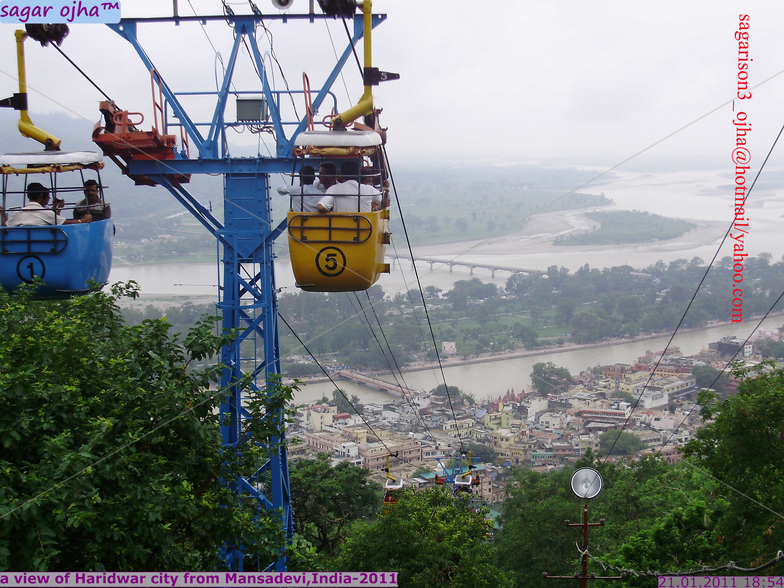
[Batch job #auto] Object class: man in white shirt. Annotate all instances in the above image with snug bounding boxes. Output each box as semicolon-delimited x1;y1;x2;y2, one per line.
318;160;381;213
277;165;324;212
7;183;90;227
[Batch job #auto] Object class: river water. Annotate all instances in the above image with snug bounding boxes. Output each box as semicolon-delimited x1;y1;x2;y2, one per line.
113;168;784;300
108;168;784;405
292;318;783;405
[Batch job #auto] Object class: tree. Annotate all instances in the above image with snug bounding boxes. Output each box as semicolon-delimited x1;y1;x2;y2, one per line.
430;384;464;399
691;364;728;396
332;389;364;415
683;363;784;564
465;441;496;464
289;454;382;558
495;468;579;586
554;298;576;326
331;488;512;587
605;461;729;574
0;283;292;571
751;337;784;360
599;430;645;456
411;465;434;478
512;323;539;348
530;362;572;395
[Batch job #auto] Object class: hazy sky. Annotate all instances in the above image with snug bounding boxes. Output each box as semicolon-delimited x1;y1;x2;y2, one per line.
2;1;784;170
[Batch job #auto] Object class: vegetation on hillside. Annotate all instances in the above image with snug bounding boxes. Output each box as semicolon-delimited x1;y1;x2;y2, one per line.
289;366;784;583
3;272;784;580
271;253;784;372
0;283;293;570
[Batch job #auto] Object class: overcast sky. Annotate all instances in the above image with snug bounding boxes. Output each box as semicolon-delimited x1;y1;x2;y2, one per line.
2;1;784;170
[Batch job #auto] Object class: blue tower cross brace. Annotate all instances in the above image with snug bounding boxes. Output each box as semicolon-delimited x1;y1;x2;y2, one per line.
105;9;387;571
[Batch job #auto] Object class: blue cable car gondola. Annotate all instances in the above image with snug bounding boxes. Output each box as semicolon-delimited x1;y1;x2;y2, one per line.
0;151;113;298
0;29;112;298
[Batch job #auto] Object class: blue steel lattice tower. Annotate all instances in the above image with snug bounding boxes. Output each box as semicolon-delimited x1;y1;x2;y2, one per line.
101;4;389;570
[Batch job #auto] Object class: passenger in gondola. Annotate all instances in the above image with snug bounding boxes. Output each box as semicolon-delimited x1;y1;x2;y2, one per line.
317;162;338;192
277;165;324;212
73;179;111;222
7;183;91;226
317;160;381;213
363;168;389;211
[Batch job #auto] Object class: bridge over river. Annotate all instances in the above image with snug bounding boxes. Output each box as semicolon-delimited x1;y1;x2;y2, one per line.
390;255;543;278
335;370;425;398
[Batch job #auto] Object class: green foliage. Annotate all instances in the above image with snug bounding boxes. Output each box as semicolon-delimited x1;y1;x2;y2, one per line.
281;361;322;378
691;364;729;396
497;458;732;586
429;384;466;400
599;430;646;456
496;468;578;586
603;461;729;576
683;362;784;564
554;210;695;246
570;310;616;344
450;278;498;301
411;465;434;478
752;337;784;360
332;389;364;415
464;441;496;464
289;454;382;558
0;283;292;571
331;488;512;587
530;362;572;395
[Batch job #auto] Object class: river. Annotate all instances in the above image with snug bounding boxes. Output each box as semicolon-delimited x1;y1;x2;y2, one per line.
291;318;783;405
113;168;784;301
108;168;784;404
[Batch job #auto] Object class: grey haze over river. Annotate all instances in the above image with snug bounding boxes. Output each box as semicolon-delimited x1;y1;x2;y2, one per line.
110;169;784;403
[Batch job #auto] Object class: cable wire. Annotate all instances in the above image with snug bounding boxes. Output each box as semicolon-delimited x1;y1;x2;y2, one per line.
278;312;400;460
603;117;784;461
50;43;111;101
341;14;364;78
384;144;466;453
360;290;441;446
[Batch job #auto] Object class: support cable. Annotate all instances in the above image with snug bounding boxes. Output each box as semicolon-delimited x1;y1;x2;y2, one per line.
341;14;364;78
383;144;466;453
188;0;226;80
603;117;784;461
358;290;441;446
50;44;111;100
324;19;352;106
247;1;300;121
657;285;784;470
278;313;400;459
388;237;436;374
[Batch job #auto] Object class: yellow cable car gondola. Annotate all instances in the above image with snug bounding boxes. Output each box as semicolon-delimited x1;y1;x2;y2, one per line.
288;130;390;292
